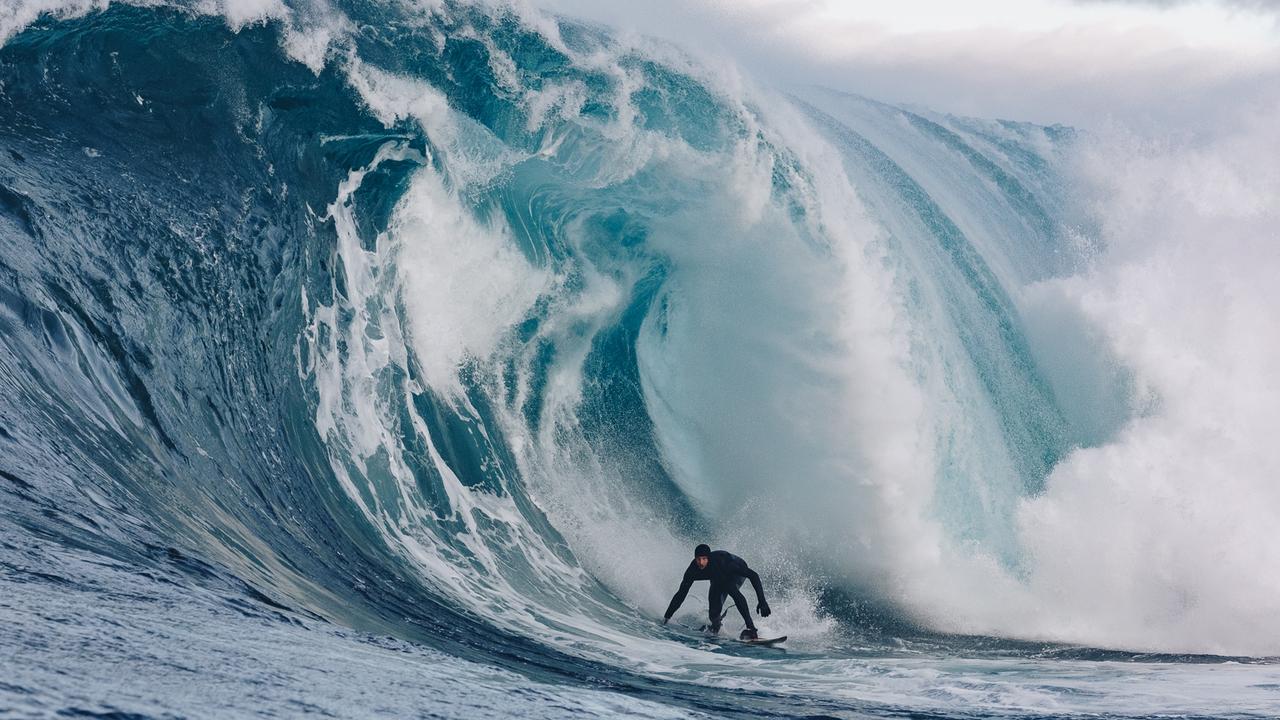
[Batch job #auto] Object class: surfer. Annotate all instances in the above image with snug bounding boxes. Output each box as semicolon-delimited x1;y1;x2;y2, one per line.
661;544;771;640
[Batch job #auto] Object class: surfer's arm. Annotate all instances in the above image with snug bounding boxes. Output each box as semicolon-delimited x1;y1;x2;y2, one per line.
663;568;695;620
741;565;770;616
741;566;765;604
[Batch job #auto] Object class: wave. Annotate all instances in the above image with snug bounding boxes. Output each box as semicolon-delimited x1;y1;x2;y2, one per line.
3;3;1280;715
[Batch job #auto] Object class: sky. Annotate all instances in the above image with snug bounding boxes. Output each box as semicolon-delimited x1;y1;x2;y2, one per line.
536;0;1280;130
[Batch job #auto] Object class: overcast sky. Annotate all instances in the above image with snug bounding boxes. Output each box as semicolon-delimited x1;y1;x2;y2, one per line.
536;0;1280;131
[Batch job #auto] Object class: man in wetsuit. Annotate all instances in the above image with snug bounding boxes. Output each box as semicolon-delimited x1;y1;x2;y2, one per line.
661;544;771;640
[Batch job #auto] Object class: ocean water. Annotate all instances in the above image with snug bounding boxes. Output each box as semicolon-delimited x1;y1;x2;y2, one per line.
2;2;1279;718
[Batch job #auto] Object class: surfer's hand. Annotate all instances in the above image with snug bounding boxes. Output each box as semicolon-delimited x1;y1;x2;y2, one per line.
757;601;771;617
661;616;669;625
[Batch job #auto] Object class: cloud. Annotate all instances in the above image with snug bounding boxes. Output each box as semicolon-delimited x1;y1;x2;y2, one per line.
1073;0;1280;11
535;0;1280;131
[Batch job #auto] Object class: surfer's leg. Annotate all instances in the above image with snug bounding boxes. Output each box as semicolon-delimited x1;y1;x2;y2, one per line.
727;585;755;630
707;585;726;631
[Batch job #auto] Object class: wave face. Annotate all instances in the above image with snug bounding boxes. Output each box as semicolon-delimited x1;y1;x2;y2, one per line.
4;2;1280;718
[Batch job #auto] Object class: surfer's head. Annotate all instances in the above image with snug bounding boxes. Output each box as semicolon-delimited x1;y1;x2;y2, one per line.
694;544;711;569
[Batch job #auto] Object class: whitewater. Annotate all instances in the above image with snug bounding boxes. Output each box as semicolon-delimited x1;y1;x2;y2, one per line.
2;1;1279;717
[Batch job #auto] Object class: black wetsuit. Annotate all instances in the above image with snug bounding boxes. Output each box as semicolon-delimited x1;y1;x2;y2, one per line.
663;550;766;630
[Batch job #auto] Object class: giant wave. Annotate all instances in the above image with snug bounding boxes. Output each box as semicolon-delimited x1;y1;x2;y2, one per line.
3;1;1280;718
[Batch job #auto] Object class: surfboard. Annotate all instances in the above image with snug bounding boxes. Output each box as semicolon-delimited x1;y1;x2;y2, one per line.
738;635;786;646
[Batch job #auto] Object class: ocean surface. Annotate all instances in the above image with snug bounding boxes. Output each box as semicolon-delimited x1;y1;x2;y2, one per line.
3;2;1279;718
